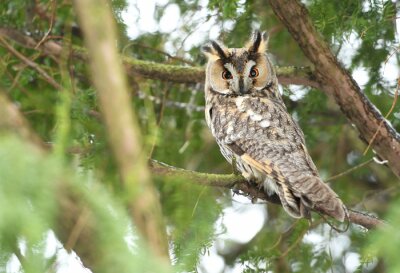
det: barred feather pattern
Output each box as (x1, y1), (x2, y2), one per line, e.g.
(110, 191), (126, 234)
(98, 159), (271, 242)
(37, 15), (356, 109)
(205, 90), (346, 221)
(203, 32), (346, 221)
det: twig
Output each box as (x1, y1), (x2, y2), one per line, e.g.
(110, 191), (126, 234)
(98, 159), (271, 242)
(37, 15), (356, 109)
(0, 36), (62, 90)
(137, 90), (205, 112)
(326, 158), (374, 182)
(363, 78), (399, 155)
(35, 0), (56, 49)
(122, 42), (196, 65)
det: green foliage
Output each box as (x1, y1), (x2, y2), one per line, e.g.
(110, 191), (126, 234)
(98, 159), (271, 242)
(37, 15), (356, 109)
(0, 0), (399, 272)
(366, 199), (400, 273)
(309, 0), (397, 94)
(0, 136), (58, 273)
(0, 135), (169, 273)
(160, 176), (221, 271)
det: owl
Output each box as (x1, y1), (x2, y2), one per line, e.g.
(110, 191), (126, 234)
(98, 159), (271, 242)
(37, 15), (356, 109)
(202, 31), (346, 222)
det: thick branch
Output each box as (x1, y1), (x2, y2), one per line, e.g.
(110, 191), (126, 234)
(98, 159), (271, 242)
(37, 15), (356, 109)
(0, 27), (318, 87)
(72, 0), (169, 260)
(268, 0), (400, 178)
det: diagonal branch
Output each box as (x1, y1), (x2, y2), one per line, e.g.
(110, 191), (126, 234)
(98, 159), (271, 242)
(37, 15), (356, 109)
(268, 0), (400, 178)
(0, 27), (319, 87)
(0, 36), (62, 90)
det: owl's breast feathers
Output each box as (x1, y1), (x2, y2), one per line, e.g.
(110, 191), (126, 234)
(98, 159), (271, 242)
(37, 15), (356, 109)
(205, 94), (346, 221)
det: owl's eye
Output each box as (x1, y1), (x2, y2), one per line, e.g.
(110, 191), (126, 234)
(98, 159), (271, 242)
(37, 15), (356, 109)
(222, 70), (232, 80)
(249, 67), (259, 78)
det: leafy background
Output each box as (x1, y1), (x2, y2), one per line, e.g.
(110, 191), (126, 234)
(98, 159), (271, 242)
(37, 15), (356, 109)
(0, 0), (399, 272)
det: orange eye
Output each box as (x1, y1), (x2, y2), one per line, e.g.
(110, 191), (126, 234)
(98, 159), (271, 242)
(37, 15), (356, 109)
(222, 70), (232, 80)
(249, 67), (259, 78)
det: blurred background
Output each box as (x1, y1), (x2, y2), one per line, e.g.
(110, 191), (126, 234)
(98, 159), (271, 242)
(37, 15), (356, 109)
(0, 0), (399, 272)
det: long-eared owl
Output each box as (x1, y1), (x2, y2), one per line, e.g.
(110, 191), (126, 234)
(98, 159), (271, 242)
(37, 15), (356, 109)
(202, 31), (346, 221)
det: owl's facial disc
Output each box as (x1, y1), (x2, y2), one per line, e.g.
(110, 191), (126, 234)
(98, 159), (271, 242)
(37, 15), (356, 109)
(203, 32), (274, 96)
(223, 61), (256, 95)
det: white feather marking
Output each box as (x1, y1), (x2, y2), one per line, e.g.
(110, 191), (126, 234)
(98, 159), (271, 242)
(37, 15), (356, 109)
(227, 124), (234, 134)
(259, 120), (271, 128)
(235, 97), (247, 112)
(245, 108), (263, 121)
(249, 111), (263, 121)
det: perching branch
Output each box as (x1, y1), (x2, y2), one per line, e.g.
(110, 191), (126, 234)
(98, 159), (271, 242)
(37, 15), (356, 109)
(72, 0), (169, 261)
(0, 27), (319, 87)
(268, 0), (400, 178)
(150, 160), (385, 230)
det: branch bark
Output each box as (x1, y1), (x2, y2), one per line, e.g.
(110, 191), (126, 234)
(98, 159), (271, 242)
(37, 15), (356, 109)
(72, 0), (169, 260)
(0, 27), (319, 87)
(268, 0), (400, 178)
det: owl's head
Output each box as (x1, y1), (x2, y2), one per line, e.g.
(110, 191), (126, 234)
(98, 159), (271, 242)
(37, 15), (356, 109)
(202, 31), (277, 97)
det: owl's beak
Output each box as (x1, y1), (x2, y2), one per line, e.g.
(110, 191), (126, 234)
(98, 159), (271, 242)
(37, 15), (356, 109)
(238, 77), (249, 95)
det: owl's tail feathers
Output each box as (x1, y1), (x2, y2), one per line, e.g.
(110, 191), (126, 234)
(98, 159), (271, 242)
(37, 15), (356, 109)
(299, 176), (347, 222)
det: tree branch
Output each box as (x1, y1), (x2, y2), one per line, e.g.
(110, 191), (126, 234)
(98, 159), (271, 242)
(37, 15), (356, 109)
(268, 0), (400, 178)
(0, 36), (62, 90)
(0, 27), (319, 87)
(150, 160), (385, 230)
(72, 0), (169, 260)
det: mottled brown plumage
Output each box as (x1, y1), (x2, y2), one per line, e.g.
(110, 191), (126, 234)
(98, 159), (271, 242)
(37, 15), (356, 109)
(203, 31), (346, 221)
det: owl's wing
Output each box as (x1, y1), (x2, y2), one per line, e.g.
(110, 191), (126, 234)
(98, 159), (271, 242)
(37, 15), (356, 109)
(229, 139), (345, 221)
(228, 141), (310, 219)
(220, 98), (345, 221)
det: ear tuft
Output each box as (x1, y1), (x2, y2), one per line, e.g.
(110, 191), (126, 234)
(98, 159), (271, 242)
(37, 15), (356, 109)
(201, 45), (213, 54)
(246, 30), (269, 53)
(202, 40), (228, 61)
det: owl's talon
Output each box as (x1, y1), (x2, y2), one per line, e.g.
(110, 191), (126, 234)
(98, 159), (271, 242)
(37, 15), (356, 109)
(232, 183), (240, 195)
